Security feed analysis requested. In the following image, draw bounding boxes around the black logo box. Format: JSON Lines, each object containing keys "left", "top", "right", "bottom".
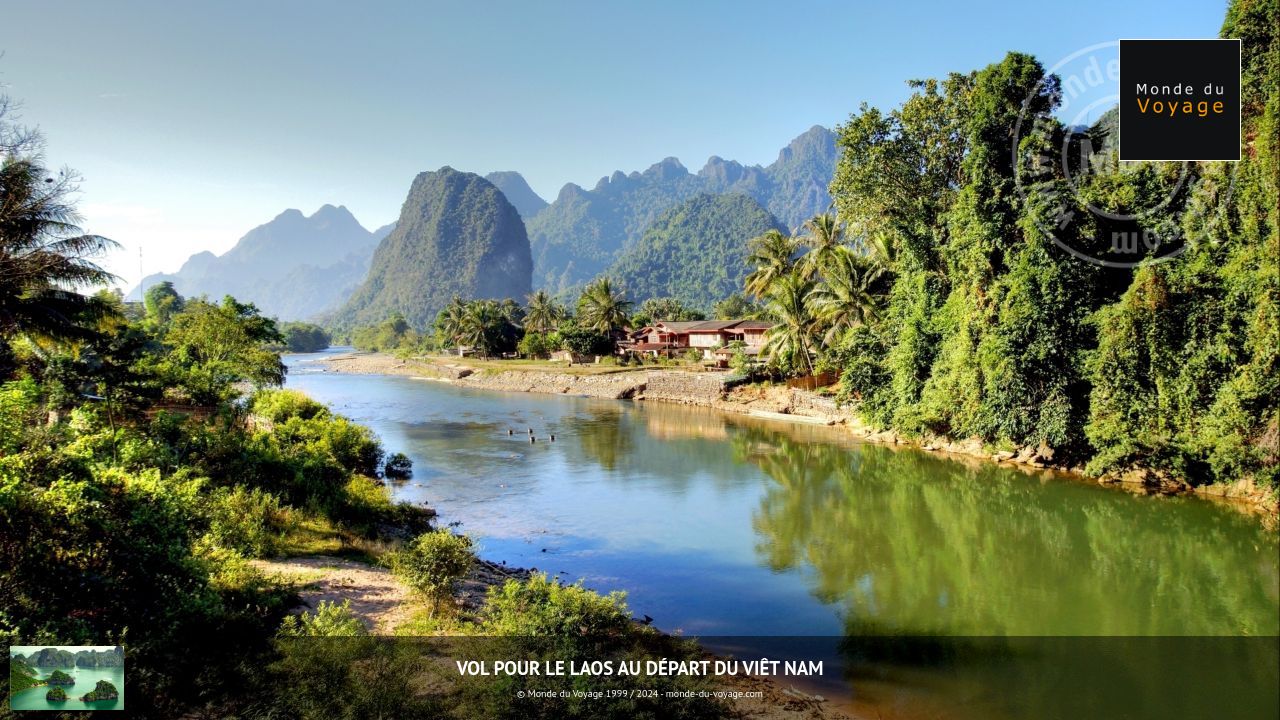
{"left": 1119, "top": 39, "right": 1241, "bottom": 162}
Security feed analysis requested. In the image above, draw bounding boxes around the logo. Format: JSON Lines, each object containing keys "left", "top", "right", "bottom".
{"left": 1013, "top": 41, "right": 1241, "bottom": 268}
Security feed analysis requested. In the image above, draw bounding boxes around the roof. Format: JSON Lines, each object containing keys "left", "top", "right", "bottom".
{"left": 654, "top": 319, "right": 774, "bottom": 333}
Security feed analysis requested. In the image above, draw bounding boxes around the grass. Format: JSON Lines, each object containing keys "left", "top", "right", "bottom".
{"left": 275, "top": 516, "right": 396, "bottom": 565}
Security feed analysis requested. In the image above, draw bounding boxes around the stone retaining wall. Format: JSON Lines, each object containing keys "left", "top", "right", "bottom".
{"left": 454, "top": 370, "right": 646, "bottom": 400}
{"left": 640, "top": 371, "right": 730, "bottom": 406}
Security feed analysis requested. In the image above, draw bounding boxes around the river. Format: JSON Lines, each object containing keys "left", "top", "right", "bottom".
{"left": 284, "top": 350, "right": 1279, "bottom": 719}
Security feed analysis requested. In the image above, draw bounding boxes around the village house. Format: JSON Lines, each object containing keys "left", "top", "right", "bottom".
{"left": 621, "top": 319, "right": 772, "bottom": 366}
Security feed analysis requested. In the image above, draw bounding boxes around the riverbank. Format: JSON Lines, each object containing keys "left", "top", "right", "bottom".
{"left": 308, "top": 351, "right": 1278, "bottom": 517}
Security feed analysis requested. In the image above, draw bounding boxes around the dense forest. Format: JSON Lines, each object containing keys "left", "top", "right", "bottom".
{"left": 607, "top": 193, "right": 786, "bottom": 309}
{"left": 794, "top": 3, "right": 1277, "bottom": 492}
{"left": 527, "top": 126, "right": 837, "bottom": 295}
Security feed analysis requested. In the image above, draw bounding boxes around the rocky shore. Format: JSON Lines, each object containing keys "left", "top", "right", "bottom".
{"left": 311, "top": 351, "right": 1277, "bottom": 515}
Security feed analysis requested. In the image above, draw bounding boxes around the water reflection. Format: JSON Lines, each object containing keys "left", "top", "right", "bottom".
{"left": 741, "top": 429, "right": 1280, "bottom": 637}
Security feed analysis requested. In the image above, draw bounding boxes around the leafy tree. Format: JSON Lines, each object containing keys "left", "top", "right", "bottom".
{"left": 279, "top": 321, "right": 330, "bottom": 353}
{"left": 576, "top": 277, "right": 632, "bottom": 334}
{"left": 163, "top": 296, "right": 286, "bottom": 403}
{"left": 388, "top": 530, "right": 476, "bottom": 614}
{"left": 143, "top": 281, "right": 185, "bottom": 325}
{"left": 712, "top": 292, "right": 762, "bottom": 320}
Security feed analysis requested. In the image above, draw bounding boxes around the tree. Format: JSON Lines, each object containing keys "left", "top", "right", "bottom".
{"left": 433, "top": 296, "right": 469, "bottom": 348}
{"left": 798, "top": 213, "right": 845, "bottom": 280}
{"left": 0, "top": 101, "right": 118, "bottom": 374}
{"left": 760, "top": 274, "right": 818, "bottom": 376}
{"left": 632, "top": 296, "right": 705, "bottom": 328}
{"left": 576, "top": 277, "right": 632, "bottom": 334}
{"left": 524, "top": 289, "right": 565, "bottom": 334}
{"left": 712, "top": 292, "right": 762, "bottom": 320}
{"left": 744, "top": 229, "right": 799, "bottom": 299}
{"left": 808, "top": 246, "right": 885, "bottom": 346}
{"left": 143, "top": 281, "right": 185, "bottom": 324}
{"left": 457, "top": 300, "right": 512, "bottom": 358}
{"left": 163, "top": 296, "right": 286, "bottom": 403}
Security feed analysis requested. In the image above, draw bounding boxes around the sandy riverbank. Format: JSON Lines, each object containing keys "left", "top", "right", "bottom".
{"left": 308, "top": 351, "right": 1277, "bottom": 516}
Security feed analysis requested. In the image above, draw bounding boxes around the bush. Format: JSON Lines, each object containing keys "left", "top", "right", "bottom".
{"left": 278, "top": 599, "right": 368, "bottom": 637}
{"left": 205, "top": 486, "right": 293, "bottom": 557}
{"left": 480, "top": 572, "right": 631, "bottom": 638}
{"left": 384, "top": 452, "right": 413, "bottom": 479}
{"left": 251, "top": 389, "right": 330, "bottom": 423}
{"left": 517, "top": 331, "right": 555, "bottom": 359}
{"left": 388, "top": 530, "right": 475, "bottom": 613}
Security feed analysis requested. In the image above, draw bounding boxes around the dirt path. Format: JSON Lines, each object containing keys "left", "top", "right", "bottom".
{"left": 251, "top": 555, "right": 416, "bottom": 633}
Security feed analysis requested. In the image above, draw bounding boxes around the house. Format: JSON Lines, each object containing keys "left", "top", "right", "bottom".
{"left": 621, "top": 319, "right": 772, "bottom": 365}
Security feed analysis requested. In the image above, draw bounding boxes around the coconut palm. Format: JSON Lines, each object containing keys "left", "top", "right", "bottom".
{"left": 808, "top": 246, "right": 884, "bottom": 346}
{"left": 434, "top": 296, "right": 468, "bottom": 346}
{"left": 0, "top": 157, "right": 119, "bottom": 346}
{"left": 744, "top": 229, "right": 799, "bottom": 299}
{"left": 524, "top": 289, "right": 565, "bottom": 333}
{"left": 576, "top": 278, "right": 632, "bottom": 334}
{"left": 798, "top": 213, "right": 844, "bottom": 280}
{"left": 457, "top": 300, "right": 506, "bottom": 358}
{"left": 760, "top": 274, "right": 818, "bottom": 376}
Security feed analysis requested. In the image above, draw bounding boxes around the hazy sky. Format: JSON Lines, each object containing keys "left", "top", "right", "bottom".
{"left": 1, "top": 0, "right": 1225, "bottom": 290}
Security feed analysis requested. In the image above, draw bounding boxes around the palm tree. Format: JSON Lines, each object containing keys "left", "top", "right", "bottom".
{"left": 576, "top": 278, "right": 632, "bottom": 334}
{"left": 458, "top": 300, "right": 505, "bottom": 358}
{"left": 744, "top": 229, "right": 799, "bottom": 299}
{"left": 798, "top": 213, "right": 844, "bottom": 280}
{"left": 434, "top": 296, "right": 468, "bottom": 347}
{"left": 0, "top": 155, "right": 119, "bottom": 355}
{"left": 808, "top": 246, "right": 884, "bottom": 346}
{"left": 760, "top": 274, "right": 818, "bottom": 376}
{"left": 524, "top": 290, "right": 565, "bottom": 334}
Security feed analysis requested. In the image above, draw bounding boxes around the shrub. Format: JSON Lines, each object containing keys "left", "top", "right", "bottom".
{"left": 205, "top": 486, "right": 293, "bottom": 557}
{"left": 251, "top": 389, "right": 330, "bottom": 423}
{"left": 46, "top": 686, "right": 67, "bottom": 702}
{"left": 278, "top": 599, "right": 368, "bottom": 637}
{"left": 384, "top": 452, "right": 413, "bottom": 479}
{"left": 388, "top": 530, "right": 475, "bottom": 613}
{"left": 480, "top": 572, "right": 631, "bottom": 639}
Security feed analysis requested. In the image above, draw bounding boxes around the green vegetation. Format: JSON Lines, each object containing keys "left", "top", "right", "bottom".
{"left": 334, "top": 167, "right": 533, "bottom": 329}
{"left": 527, "top": 127, "right": 837, "bottom": 296}
{"left": 730, "top": 4, "right": 1278, "bottom": 494}
{"left": 607, "top": 193, "right": 786, "bottom": 310}
{"left": 45, "top": 670, "right": 74, "bottom": 685}
{"left": 80, "top": 679, "right": 119, "bottom": 701}
{"left": 8, "top": 658, "right": 38, "bottom": 693}
{"left": 387, "top": 529, "right": 476, "bottom": 613}
{"left": 279, "top": 321, "right": 331, "bottom": 353}
{"left": 45, "top": 686, "right": 66, "bottom": 702}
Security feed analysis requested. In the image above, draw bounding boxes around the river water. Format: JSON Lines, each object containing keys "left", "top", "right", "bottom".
{"left": 284, "top": 351, "right": 1278, "bottom": 719}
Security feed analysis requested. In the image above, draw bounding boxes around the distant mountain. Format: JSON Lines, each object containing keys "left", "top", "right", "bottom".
{"left": 332, "top": 167, "right": 532, "bottom": 329}
{"left": 485, "top": 171, "right": 548, "bottom": 220}
{"left": 526, "top": 126, "right": 836, "bottom": 296}
{"left": 607, "top": 194, "right": 786, "bottom": 310}
{"left": 129, "top": 205, "right": 389, "bottom": 320}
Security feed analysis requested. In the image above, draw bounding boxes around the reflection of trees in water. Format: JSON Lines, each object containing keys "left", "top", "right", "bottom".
{"left": 741, "top": 431, "right": 1279, "bottom": 637}
{"left": 559, "top": 404, "right": 758, "bottom": 494}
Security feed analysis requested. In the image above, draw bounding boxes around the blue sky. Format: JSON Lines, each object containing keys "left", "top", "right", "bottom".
{"left": 0, "top": 0, "right": 1226, "bottom": 289}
